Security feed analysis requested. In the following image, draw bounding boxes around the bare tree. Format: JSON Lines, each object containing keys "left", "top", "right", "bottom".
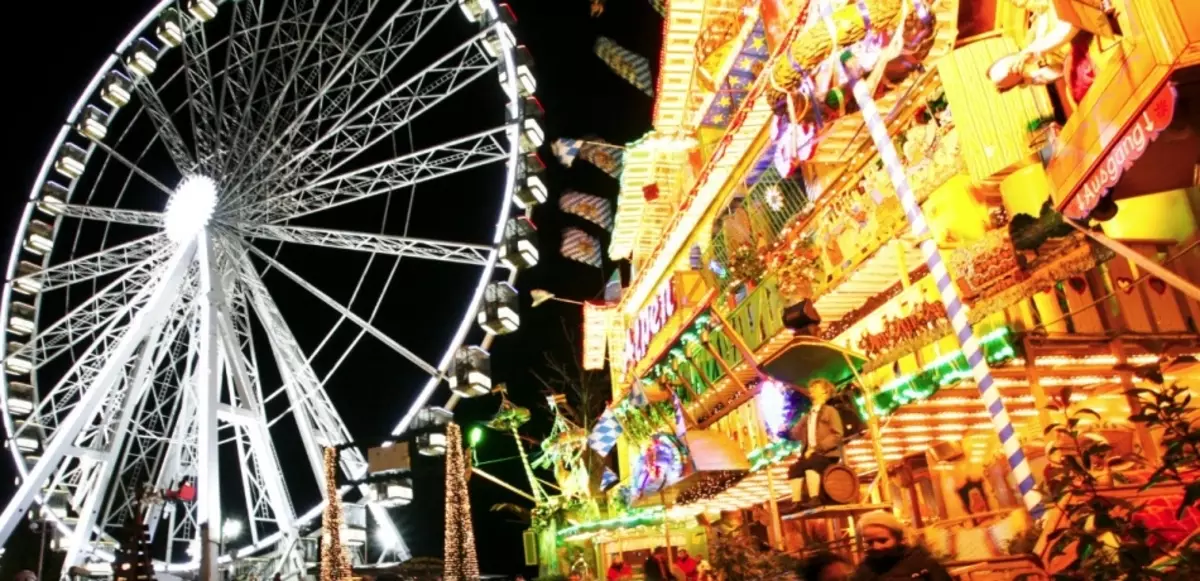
{"left": 530, "top": 319, "right": 610, "bottom": 432}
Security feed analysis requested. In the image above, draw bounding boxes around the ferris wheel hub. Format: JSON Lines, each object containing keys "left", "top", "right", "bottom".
{"left": 165, "top": 175, "right": 219, "bottom": 242}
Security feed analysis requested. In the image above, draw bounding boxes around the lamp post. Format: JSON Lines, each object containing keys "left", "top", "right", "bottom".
{"left": 218, "top": 518, "right": 242, "bottom": 579}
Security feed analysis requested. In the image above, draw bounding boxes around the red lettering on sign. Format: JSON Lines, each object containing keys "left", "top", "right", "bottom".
{"left": 624, "top": 279, "right": 678, "bottom": 372}
{"left": 1064, "top": 84, "right": 1177, "bottom": 219}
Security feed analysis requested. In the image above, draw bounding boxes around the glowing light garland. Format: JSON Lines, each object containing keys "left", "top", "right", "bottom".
{"left": 443, "top": 423, "right": 480, "bottom": 580}
{"left": 320, "top": 448, "right": 353, "bottom": 581}
{"left": 853, "top": 326, "right": 1017, "bottom": 418}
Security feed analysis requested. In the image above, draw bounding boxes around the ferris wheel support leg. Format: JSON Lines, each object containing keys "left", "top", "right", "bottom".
{"left": 196, "top": 231, "right": 224, "bottom": 581}
{"left": 61, "top": 323, "right": 168, "bottom": 569}
{"left": 0, "top": 240, "right": 197, "bottom": 549}
{"left": 215, "top": 293, "right": 305, "bottom": 569}
{"left": 146, "top": 378, "right": 195, "bottom": 543}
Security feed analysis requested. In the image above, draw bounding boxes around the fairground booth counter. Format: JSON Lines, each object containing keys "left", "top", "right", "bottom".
{"left": 558, "top": 0, "right": 1200, "bottom": 578}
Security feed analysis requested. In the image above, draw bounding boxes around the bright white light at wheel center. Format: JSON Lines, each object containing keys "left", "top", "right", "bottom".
{"left": 165, "top": 175, "right": 218, "bottom": 243}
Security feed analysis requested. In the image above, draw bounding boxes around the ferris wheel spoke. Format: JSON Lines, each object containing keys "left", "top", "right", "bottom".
{"left": 233, "top": 125, "right": 510, "bottom": 223}
{"left": 219, "top": 0, "right": 306, "bottom": 179}
{"left": 88, "top": 138, "right": 177, "bottom": 197}
{"left": 12, "top": 250, "right": 173, "bottom": 377}
{"left": 0, "top": 241, "right": 195, "bottom": 549}
{"left": 244, "top": 243, "right": 445, "bottom": 380}
{"left": 19, "top": 257, "right": 194, "bottom": 442}
{"left": 226, "top": 1, "right": 351, "bottom": 182}
{"left": 128, "top": 70, "right": 198, "bottom": 173}
{"left": 233, "top": 223, "right": 495, "bottom": 266}
{"left": 255, "top": 0, "right": 456, "bottom": 178}
{"left": 177, "top": 14, "right": 224, "bottom": 172}
{"left": 272, "top": 21, "right": 494, "bottom": 184}
{"left": 57, "top": 204, "right": 166, "bottom": 229}
{"left": 61, "top": 320, "right": 172, "bottom": 570}
{"left": 12, "top": 232, "right": 168, "bottom": 293}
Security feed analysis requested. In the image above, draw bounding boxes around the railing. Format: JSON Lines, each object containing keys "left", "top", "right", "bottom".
{"left": 667, "top": 278, "right": 789, "bottom": 400}
{"left": 1002, "top": 237, "right": 1200, "bottom": 338}
{"left": 698, "top": 165, "right": 810, "bottom": 298}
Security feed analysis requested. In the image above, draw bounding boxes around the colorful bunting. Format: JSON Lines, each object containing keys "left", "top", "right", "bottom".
{"left": 551, "top": 138, "right": 581, "bottom": 167}
{"left": 642, "top": 183, "right": 660, "bottom": 202}
{"left": 559, "top": 191, "right": 614, "bottom": 230}
{"left": 600, "top": 467, "right": 620, "bottom": 491}
{"left": 561, "top": 228, "right": 603, "bottom": 268}
{"left": 588, "top": 407, "right": 623, "bottom": 456}
{"left": 594, "top": 37, "right": 655, "bottom": 97}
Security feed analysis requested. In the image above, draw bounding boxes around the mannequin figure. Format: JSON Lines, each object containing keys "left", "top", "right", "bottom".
{"left": 787, "top": 379, "right": 846, "bottom": 506}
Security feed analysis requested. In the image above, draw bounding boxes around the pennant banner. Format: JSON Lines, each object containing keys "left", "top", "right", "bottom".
{"left": 588, "top": 407, "right": 624, "bottom": 456}
{"left": 582, "top": 301, "right": 613, "bottom": 370}
{"left": 647, "top": 0, "right": 666, "bottom": 16}
{"left": 561, "top": 228, "right": 603, "bottom": 268}
{"left": 551, "top": 137, "right": 624, "bottom": 179}
{"left": 560, "top": 191, "right": 614, "bottom": 230}
{"left": 601, "top": 467, "right": 620, "bottom": 491}
{"left": 580, "top": 139, "right": 624, "bottom": 179}
{"left": 551, "top": 138, "right": 580, "bottom": 167}
{"left": 594, "top": 37, "right": 655, "bottom": 97}
{"left": 604, "top": 269, "right": 623, "bottom": 303}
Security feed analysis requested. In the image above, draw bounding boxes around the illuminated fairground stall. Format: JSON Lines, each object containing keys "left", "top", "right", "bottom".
{"left": 558, "top": 0, "right": 1200, "bottom": 577}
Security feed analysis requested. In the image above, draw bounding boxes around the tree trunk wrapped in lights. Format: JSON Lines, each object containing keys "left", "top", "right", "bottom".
{"left": 112, "top": 503, "right": 155, "bottom": 581}
{"left": 444, "top": 423, "right": 480, "bottom": 580}
{"left": 320, "top": 447, "right": 354, "bottom": 581}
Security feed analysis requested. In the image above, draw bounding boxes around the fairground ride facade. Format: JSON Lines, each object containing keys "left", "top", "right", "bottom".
{"left": 556, "top": 0, "right": 1200, "bottom": 577}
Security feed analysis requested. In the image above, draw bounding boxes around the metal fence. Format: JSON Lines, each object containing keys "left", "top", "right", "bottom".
{"left": 699, "top": 164, "right": 810, "bottom": 296}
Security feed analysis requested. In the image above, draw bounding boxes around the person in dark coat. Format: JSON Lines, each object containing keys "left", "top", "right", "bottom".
{"left": 798, "top": 552, "right": 854, "bottom": 581}
{"left": 852, "top": 511, "right": 952, "bottom": 581}
{"left": 643, "top": 546, "right": 670, "bottom": 581}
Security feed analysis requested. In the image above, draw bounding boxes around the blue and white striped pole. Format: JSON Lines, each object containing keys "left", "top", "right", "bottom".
{"left": 847, "top": 72, "right": 1045, "bottom": 518}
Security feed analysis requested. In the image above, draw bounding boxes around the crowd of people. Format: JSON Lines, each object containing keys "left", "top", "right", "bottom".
{"left": 599, "top": 510, "right": 951, "bottom": 581}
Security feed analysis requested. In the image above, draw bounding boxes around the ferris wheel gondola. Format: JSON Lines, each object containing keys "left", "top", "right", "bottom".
{"left": 0, "top": 0, "right": 539, "bottom": 573}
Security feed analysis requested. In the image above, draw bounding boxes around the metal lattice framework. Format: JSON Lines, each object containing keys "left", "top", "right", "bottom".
{"left": 0, "top": 0, "right": 532, "bottom": 576}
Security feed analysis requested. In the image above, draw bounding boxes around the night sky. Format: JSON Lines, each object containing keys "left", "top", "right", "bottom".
{"left": 0, "top": 0, "right": 661, "bottom": 576}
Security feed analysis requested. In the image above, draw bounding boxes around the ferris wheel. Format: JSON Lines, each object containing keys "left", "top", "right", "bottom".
{"left": 0, "top": 0, "right": 543, "bottom": 573}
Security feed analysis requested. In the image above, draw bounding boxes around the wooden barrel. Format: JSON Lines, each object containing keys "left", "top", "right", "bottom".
{"left": 821, "top": 464, "right": 861, "bottom": 505}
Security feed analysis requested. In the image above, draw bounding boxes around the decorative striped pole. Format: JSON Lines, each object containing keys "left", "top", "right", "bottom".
{"left": 847, "top": 73, "right": 1045, "bottom": 518}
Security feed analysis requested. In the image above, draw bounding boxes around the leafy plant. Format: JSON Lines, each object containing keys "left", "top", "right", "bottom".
{"left": 1006, "top": 521, "right": 1044, "bottom": 556}
{"left": 1127, "top": 382, "right": 1200, "bottom": 518}
{"left": 1041, "top": 364, "right": 1200, "bottom": 580}
{"left": 708, "top": 523, "right": 799, "bottom": 580}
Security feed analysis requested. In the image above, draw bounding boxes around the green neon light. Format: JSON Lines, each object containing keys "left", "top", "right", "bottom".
{"left": 854, "top": 326, "right": 1019, "bottom": 418}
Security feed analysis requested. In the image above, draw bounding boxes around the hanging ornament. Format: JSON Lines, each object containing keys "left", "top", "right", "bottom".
{"left": 1115, "top": 277, "right": 1135, "bottom": 294}
{"left": 1067, "top": 276, "right": 1088, "bottom": 294}
{"left": 1148, "top": 277, "right": 1167, "bottom": 295}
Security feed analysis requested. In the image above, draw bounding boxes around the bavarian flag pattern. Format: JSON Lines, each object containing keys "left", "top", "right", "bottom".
{"left": 560, "top": 191, "right": 614, "bottom": 230}
{"left": 594, "top": 37, "right": 655, "bottom": 97}
{"left": 561, "top": 228, "right": 604, "bottom": 268}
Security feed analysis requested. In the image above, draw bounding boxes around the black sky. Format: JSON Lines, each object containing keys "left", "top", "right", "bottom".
{"left": 1, "top": 0, "right": 662, "bottom": 576}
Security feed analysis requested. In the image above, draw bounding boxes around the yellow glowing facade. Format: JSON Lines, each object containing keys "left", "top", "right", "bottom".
{"left": 574, "top": 0, "right": 1200, "bottom": 570}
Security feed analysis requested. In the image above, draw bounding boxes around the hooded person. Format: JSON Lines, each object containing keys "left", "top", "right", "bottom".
{"left": 852, "top": 511, "right": 952, "bottom": 581}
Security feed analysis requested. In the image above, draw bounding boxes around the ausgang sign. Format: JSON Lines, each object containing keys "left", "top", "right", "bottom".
{"left": 624, "top": 278, "right": 677, "bottom": 372}
{"left": 1063, "top": 83, "right": 1177, "bottom": 220}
